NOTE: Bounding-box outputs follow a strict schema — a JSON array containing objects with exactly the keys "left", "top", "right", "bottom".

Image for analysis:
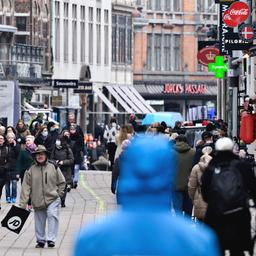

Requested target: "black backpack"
[{"left": 209, "top": 160, "right": 248, "bottom": 215}]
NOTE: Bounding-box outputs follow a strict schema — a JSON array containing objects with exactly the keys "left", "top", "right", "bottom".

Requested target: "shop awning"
[
  {"left": 104, "top": 85, "right": 155, "bottom": 114},
  {"left": 93, "top": 85, "right": 119, "bottom": 114}
]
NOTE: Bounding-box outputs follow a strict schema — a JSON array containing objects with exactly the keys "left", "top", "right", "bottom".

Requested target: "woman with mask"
[
  {"left": 35, "top": 125, "right": 53, "bottom": 152},
  {"left": 50, "top": 135, "right": 74, "bottom": 207}
]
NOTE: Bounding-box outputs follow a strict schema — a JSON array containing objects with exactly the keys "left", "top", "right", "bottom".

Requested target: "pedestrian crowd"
[
  {"left": 0, "top": 112, "right": 256, "bottom": 255},
  {"left": 107, "top": 117, "right": 256, "bottom": 256}
]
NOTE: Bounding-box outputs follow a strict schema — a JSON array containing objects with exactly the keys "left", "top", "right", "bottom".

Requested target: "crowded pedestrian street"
[{"left": 0, "top": 171, "right": 116, "bottom": 256}]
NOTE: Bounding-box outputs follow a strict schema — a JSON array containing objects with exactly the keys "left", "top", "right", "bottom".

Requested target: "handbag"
[{"left": 1, "top": 205, "right": 30, "bottom": 234}]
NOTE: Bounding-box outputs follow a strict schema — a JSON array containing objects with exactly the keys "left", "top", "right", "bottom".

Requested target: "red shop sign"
[
  {"left": 223, "top": 1, "right": 250, "bottom": 28},
  {"left": 197, "top": 47, "right": 220, "bottom": 66}
]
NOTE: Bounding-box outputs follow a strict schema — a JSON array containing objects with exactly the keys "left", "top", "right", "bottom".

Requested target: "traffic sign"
[{"left": 53, "top": 79, "right": 78, "bottom": 88}]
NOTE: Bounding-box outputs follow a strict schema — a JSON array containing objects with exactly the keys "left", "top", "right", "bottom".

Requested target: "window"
[
  {"left": 197, "top": 0, "right": 215, "bottom": 12},
  {"left": 173, "top": 0, "right": 181, "bottom": 12},
  {"left": 127, "top": 18, "right": 132, "bottom": 63},
  {"left": 146, "top": 34, "right": 152, "bottom": 69},
  {"left": 164, "top": 0, "right": 171, "bottom": 11},
  {"left": 88, "top": 7, "right": 93, "bottom": 64},
  {"left": 16, "top": 17, "right": 27, "bottom": 31},
  {"left": 154, "top": 34, "right": 161, "bottom": 71},
  {"left": 63, "top": 2, "right": 69, "bottom": 62},
  {"left": 118, "top": 16, "right": 126, "bottom": 63},
  {"left": 155, "top": 0, "right": 161, "bottom": 11},
  {"left": 104, "top": 10, "right": 109, "bottom": 65},
  {"left": 72, "top": 4, "right": 77, "bottom": 63},
  {"left": 112, "top": 15, "right": 117, "bottom": 63},
  {"left": 54, "top": 1, "right": 60, "bottom": 61},
  {"left": 147, "top": 0, "right": 152, "bottom": 9},
  {"left": 96, "top": 8, "right": 101, "bottom": 64},
  {"left": 164, "top": 34, "right": 171, "bottom": 70},
  {"left": 80, "top": 6, "right": 85, "bottom": 63},
  {"left": 173, "top": 35, "right": 181, "bottom": 71}
]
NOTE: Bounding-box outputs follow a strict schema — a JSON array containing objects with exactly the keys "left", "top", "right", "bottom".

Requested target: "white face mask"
[
  {"left": 55, "top": 140, "right": 61, "bottom": 147},
  {"left": 42, "top": 131, "right": 48, "bottom": 137},
  {"left": 111, "top": 122, "right": 116, "bottom": 127}
]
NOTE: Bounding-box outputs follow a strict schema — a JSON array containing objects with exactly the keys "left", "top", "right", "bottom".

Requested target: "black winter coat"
[
  {"left": 0, "top": 144, "right": 8, "bottom": 179},
  {"left": 5, "top": 143, "right": 20, "bottom": 180},
  {"left": 50, "top": 145, "right": 74, "bottom": 184},
  {"left": 201, "top": 151, "right": 256, "bottom": 253}
]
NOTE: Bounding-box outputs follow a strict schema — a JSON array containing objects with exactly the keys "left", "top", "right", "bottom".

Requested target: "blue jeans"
[
  {"left": 172, "top": 191, "right": 192, "bottom": 216},
  {"left": 73, "top": 164, "right": 80, "bottom": 184},
  {"left": 5, "top": 179, "right": 17, "bottom": 199}
]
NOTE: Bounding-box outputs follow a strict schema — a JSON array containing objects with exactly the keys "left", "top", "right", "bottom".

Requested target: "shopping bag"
[{"left": 1, "top": 205, "right": 30, "bottom": 234}]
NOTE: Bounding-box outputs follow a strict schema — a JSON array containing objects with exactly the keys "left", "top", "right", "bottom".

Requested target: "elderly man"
[{"left": 19, "top": 145, "right": 66, "bottom": 248}]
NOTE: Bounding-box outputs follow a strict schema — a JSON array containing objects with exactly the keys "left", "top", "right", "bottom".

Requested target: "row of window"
[
  {"left": 54, "top": 2, "right": 110, "bottom": 66},
  {"left": 146, "top": 33, "right": 181, "bottom": 71},
  {"left": 136, "top": 0, "right": 216, "bottom": 13}
]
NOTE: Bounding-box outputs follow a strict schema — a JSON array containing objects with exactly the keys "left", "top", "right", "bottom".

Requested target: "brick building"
[{"left": 133, "top": 0, "right": 218, "bottom": 121}]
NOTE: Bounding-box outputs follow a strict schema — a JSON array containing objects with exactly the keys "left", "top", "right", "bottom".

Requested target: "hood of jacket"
[
  {"left": 118, "top": 135, "right": 177, "bottom": 210},
  {"left": 198, "top": 154, "right": 212, "bottom": 172},
  {"left": 174, "top": 141, "right": 191, "bottom": 153}
]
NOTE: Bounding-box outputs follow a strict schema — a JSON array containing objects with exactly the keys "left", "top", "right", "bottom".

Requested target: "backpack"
[{"left": 209, "top": 160, "right": 248, "bottom": 215}]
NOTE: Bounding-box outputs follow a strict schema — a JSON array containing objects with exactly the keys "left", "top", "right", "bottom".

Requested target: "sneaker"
[
  {"left": 11, "top": 197, "right": 16, "bottom": 204},
  {"left": 47, "top": 241, "right": 55, "bottom": 248},
  {"left": 35, "top": 242, "right": 45, "bottom": 248},
  {"left": 6, "top": 197, "right": 11, "bottom": 204},
  {"left": 67, "top": 185, "right": 71, "bottom": 192},
  {"left": 61, "top": 203, "right": 66, "bottom": 208},
  {"left": 73, "top": 182, "right": 78, "bottom": 189}
]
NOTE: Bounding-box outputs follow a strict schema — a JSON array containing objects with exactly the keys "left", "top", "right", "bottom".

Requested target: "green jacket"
[
  {"left": 19, "top": 161, "right": 66, "bottom": 209},
  {"left": 16, "top": 148, "right": 34, "bottom": 176},
  {"left": 174, "top": 141, "right": 195, "bottom": 191}
]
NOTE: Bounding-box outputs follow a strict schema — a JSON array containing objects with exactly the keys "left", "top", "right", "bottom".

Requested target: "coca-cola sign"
[{"left": 223, "top": 1, "right": 250, "bottom": 28}]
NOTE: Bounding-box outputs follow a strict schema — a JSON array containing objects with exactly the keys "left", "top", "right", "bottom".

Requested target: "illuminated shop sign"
[{"left": 163, "top": 83, "right": 207, "bottom": 95}]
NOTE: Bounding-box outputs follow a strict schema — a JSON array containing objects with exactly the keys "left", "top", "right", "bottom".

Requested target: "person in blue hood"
[{"left": 73, "top": 135, "right": 220, "bottom": 256}]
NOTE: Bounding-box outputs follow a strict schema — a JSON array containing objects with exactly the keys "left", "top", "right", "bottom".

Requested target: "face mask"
[
  {"left": 42, "top": 131, "right": 48, "bottom": 137},
  {"left": 111, "top": 122, "right": 116, "bottom": 127},
  {"left": 50, "top": 127, "right": 56, "bottom": 132},
  {"left": 55, "top": 140, "right": 61, "bottom": 147}
]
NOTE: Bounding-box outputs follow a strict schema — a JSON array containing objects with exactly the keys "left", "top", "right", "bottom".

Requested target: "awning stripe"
[
  {"left": 105, "top": 85, "right": 133, "bottom": 113},
  {"left": 93, "top": 86, "right": 119, "bottom": 114}
]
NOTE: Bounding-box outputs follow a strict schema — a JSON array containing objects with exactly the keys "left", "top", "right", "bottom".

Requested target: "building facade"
[{"left": 133, "top": 0, "right": 218, "bottom": 121}]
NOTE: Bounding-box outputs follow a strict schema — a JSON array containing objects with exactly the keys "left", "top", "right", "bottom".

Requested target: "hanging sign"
[
  {"left": 219, "top": 3, "right": 252, "bottom": 55},
  {"left": 223, "top": 1, "right": 250, "bottom": 28}
]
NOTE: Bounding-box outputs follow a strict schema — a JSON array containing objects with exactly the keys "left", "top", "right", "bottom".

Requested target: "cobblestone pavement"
[{"left": 0, "top": 171, "right": 116, "bottom": 256}]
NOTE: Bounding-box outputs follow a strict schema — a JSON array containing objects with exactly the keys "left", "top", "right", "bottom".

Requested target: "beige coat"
[
  {"left": 19, "top": 161, "right": 66, "bottom": 210},
  {"left": 188, "top": 154, "right": 212, "bottom": 220}
]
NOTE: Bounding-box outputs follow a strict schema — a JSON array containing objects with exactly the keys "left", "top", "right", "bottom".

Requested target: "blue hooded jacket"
[{"left": 74, "top": 135, "right": 220, "bottom": 256}]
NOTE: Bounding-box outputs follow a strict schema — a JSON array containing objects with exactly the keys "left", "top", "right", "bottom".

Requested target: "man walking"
[{"left": 19, "top": 145, "right": 66, "bottom": 248}]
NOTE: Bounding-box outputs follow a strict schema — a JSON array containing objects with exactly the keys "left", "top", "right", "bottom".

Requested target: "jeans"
[
  {"left": 73, "top": 164, "right": 80, "bottom": 184},
  {"left": 34, "top": 197, "right": 61, "bottom": 243},
  {"left": 172, "top": 191, "right": 193, "bottom": 216},
  {"left": 5, "top": 179, "right": 17, "bottom": 199}
]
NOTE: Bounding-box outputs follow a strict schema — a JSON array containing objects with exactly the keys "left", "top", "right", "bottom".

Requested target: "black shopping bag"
[{"left": 1, "top": 205, "right": 30, "bottom": 234}]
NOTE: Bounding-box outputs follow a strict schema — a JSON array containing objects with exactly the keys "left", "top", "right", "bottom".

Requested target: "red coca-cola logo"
[{"left": 223, "top": 1, "right": 250, "bottom": 28}]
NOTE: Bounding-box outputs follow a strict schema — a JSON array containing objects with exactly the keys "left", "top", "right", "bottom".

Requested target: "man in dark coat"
[
  {"left": 173, "top": 135, "right": 195, "bottom": 215},
  {"left": 201, "top": 137, "right": 256, "bottom": 256}
]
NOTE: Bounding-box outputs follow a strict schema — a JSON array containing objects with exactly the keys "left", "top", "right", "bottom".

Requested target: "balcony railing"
[{"left": 0, "top": 43, "right": 45, "bottom": 80}]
